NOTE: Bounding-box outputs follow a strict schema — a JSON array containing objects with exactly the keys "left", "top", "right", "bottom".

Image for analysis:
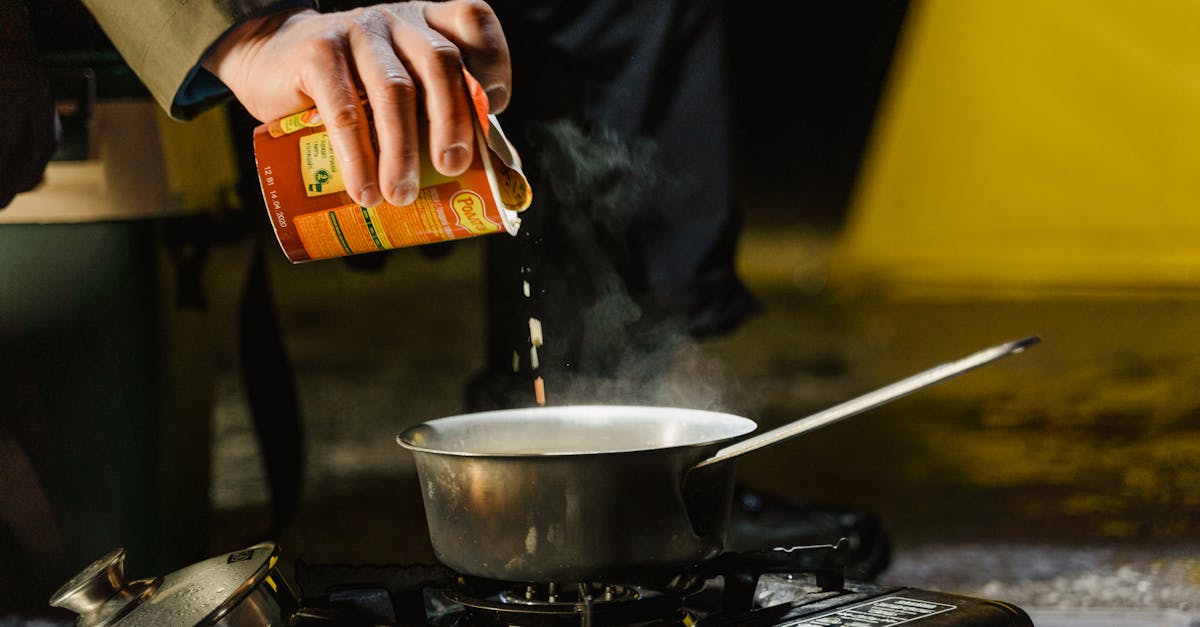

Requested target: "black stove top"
[{"left": 289, "top": 542, "right": 1033, "bottom": 627}]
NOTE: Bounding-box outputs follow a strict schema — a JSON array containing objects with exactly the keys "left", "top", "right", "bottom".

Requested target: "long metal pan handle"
[{"left": 691, "top": 335, "right": 1040, "bottom": 471}]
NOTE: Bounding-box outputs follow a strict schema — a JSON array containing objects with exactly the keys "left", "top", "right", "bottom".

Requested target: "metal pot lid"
[{"left": 51, "top": 542, "right": 282, "bottom": 627}]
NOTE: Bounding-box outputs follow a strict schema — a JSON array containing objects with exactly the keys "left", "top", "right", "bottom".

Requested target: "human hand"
[
  {"left": 202, "top": 0, "right": 511, "bottom": 209},
  {"left": 0, "top": 5, "right": 58, "bottom": 208}
]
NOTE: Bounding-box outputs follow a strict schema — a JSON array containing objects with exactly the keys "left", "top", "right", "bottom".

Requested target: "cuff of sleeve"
[{"left": 172, "top": 66, "right": 232, "bottom": 119}]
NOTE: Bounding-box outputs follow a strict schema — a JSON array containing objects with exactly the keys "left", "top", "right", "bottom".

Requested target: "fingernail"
[
  {"left": 485, "top": 85, "right": 508, "bottom": 113},
  {"left": 390, "top": 179, "right": 419, "bottom": 206},
  {"left": 359, "top": 182, "right": 382, "bottom": 208},
  {"left": 442, "top": 144, "right": 471, "bottom": 175}
]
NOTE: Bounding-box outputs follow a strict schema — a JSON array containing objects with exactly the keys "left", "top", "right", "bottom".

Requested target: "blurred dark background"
[{"left": 727, "top": 0, "right": 910, "bottom": 228}]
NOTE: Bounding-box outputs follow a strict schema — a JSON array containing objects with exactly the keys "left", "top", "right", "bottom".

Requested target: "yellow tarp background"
[{"left": 830, "top": 0, "right": 1200, "bottom": 296}]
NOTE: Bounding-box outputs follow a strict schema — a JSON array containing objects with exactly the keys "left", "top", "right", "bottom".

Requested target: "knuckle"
[
  {"left": 377, "top": 74, "right": 418, "bottom": 106},
  {"left": 356, "top": 5, "right": 385, "bottom": 21},
  {"left": 350, "top": 6, "right": 387, "bottom": 33},
  {"left": 465, "top": 5, "right": 504, "bottom": 44},
  {"left": 429, "top": 42, "right": 463, "bottom": 71},
  {"left": 457, "top": 0, "right": 498, "bottom": 28},
  {"left": 324, "top": 103, "right": 363, "bottom": 132}
]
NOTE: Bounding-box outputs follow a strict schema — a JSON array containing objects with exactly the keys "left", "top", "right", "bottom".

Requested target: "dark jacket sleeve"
[{"left": 79, "top": 0, "right": 309, "bottom": 119}]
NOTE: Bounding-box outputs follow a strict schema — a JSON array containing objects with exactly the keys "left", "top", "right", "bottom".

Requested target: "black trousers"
[{"left": 468, "top": 0, "right": 760, "bottom": 410}]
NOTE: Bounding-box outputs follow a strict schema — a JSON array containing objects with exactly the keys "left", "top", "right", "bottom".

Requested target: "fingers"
[
  {"left": 348, "top": 16, "right": 421, "bottom": 205},
  {"left": 213, "top": 2, "right": 513, "bottom": 203},
  {"left": 388, "top": 8, "right": 476, "bottom": 178},
  {"left": 423, "top": 0, "right": 512, "bottom": 114},
  {"left": 301, "top": 40, "right": 382, "bottom": 207},
  {"left": 309, "top": 1, "right": 509, "bottom": 197}
]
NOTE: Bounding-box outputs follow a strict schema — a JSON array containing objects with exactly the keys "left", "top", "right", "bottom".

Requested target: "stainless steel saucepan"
[{"left": 397, "top": 336, "right": 1039, "bottom": 583}]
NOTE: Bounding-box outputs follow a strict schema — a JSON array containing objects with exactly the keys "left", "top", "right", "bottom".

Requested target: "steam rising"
[{"left": 522, "top": 119, "right": 735, "bottom": 411}]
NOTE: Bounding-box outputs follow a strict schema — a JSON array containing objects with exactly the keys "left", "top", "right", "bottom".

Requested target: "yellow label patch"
[
  {"left": 269, "top": 108, "right": 322, "bottom": 137},
  {"left": 299, "top": 132, "right": 345, "bottom": 197},
  {"left": 450, "top": 190, "right": 500, "bottom": 235}
]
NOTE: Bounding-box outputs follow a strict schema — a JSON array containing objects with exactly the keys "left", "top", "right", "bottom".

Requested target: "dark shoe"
[{"left": 727, "top": 485, "right": 892, "bottom": 581}]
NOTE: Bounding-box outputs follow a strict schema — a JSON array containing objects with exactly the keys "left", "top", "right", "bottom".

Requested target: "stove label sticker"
[{"left": 783, "top": 596, "right": 957, "bottom": 626}]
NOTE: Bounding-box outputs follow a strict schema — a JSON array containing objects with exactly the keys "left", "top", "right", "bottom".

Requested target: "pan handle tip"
[{"left": 1008, "top": 335, "right": 1041, "bottom": 353}]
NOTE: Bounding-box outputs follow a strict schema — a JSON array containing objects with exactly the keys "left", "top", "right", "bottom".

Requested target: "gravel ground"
[{"left": 884, "top": 543, "right": 1200, "bottom": 622}]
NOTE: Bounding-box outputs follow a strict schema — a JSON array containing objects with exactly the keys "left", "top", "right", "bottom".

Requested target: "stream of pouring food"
[
  {"left": 514, "top": 272, "right": 546, "bottom": 405},
  {"left": 529, "top": 314, "right": 545, "bottom": 405}
]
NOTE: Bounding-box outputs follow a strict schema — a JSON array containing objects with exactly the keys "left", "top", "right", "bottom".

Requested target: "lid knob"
[{"left": 49, "top": 548, "right": 127, "bottom": 614}]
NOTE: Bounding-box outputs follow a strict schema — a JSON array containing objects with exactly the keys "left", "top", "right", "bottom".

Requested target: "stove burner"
[
  {"left": 445, "top": 579, "right": 703, "bottom": 626},
  {"left": 498, "top": 582, "right": 638, "bottom": 605}
]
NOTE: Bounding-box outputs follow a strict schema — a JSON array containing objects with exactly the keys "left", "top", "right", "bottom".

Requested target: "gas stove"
[
  {"left": 288, "top": 541, "right": 1033, "bottom": 627},
  {"left": 44, "top": 539, "right": 1032, "bottom": 626}
]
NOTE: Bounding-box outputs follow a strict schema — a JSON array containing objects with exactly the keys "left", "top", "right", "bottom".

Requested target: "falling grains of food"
[
  {"left": 528, "top": 317, "right": 543, "bottom": 347},
  {"left": 522, "top": 275, "right": 545, "bottom": 405}
]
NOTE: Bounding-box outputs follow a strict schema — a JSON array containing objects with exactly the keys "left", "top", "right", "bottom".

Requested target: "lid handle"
[
  {"left": 50, "top": 548, "right": 162, "bottom": 627},
  {"left": 49, "top": 548, "right": 127, "bottom": 614}
]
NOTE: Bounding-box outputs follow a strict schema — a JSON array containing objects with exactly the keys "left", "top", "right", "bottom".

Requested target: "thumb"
[{"left": 422, "top": 0, "right": 512, "bottom": 113}]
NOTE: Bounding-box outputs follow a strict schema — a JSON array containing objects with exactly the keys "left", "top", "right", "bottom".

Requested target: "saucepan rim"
[{"left": 396, "top": 404, "right": 758, "bottom": 458}]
